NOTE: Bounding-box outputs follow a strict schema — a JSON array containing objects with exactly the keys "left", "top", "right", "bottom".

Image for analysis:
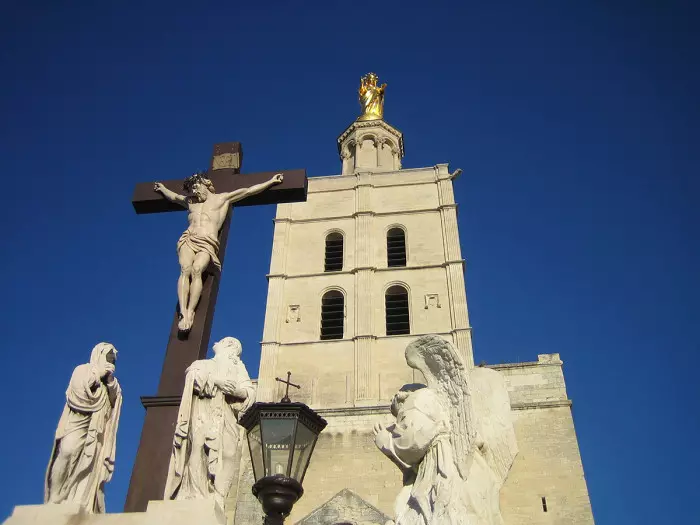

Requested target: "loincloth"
[{"left": 177, "top": 229, "right": 222, "bottom": 272}]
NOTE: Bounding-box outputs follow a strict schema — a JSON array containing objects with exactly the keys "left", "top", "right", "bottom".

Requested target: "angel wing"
[
  {"left": 405, "top": 335, "right": 476, "bottom": 479},
  {"left": 471, "top": 366, "right": 518, "bottom": 485}
]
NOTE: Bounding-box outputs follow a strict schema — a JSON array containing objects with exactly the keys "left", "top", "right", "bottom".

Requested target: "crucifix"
[
  {"left": 275, "top": 371, "right": 301, "bottom": 403},
  {"left": 124, "top": 142, "right": 307, "bottom": 512}
]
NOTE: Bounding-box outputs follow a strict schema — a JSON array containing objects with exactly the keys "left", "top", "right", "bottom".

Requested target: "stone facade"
[
  {"left": 228, "top": 118, "right": 595, "bottom": 524},
  {"left": 257, "top": 158, "right": 474, "bottom": 408},
  {"left": 496, "top": 355, "right": 595, "bottom": 524}
]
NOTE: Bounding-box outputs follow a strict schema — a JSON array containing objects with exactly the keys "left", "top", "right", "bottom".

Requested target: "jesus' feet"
[{"left": 178, "top": 310, "right": 194, "bottom": 332}]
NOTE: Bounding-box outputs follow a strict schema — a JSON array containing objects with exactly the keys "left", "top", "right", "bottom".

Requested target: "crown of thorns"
[{"left": 183, "top": 172, "right": 214, "bottom": 193}]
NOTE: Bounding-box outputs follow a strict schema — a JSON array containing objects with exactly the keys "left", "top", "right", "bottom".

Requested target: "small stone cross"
[{"left": 275, "top": 371, "right": 301, "bottom": 403}]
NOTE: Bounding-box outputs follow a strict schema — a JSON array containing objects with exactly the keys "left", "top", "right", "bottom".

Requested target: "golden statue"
[{"left": 357, "top": 72, "right": 387, "bottom": 121}]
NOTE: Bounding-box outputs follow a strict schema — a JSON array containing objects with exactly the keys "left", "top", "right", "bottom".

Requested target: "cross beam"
[
  {"left": 132, "top": 169, "right": 307, "bottom": 214},
  {"left": 124, "top": 142, "right": 307, "bottom": 512}
]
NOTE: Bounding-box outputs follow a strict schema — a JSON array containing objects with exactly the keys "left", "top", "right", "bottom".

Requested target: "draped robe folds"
[
  {"left": 44, "top": 348, "right": 122, "bottom": 513},
  {"left": 164, "top": 355, "right": 255, "bottom": 503},
  {"left": 359, "top": 85, "right": 384, "bottom": 120},
  {"left": 382, "top": 388, "right": 473, "bottom": 525},
  {"left": 177, "top": 228, "right": 221, "bottom": 272}
]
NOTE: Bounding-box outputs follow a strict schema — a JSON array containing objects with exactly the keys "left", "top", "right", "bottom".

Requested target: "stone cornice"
[
  {"left": 315, "top": 405, "right": 392, "bottom": 417},
  {"left": 272, "top": 206, "right": 459, "bottom": 225},
  {"left": 278, "top": 400, "right": 572, "bottom": 417},
  {"left": 260, "top": 329, "right": 471, "bottom": 347},
  {"left": 308, "top": 179, "right": 436, "bottom": 194},
  {"left": 487, "top": 358, "right": 563, "bottom": 370},
  {"left": 140, "top": 395, "right": 181, "bottom": 408},
  {"left": 266, "top": 260, "right": 465, "bottom": 280},
  {"left": 511, "top": 400, "right": 572, "bottom": 411},
  {"left": 337, "top": 119, "right": 405, "bottom": 157}
]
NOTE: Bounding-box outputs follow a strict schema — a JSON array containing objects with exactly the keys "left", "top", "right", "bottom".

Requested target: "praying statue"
[
  {"left": 45, "top": 343, "right": 122, "bottom": 513},
  {"left": 374, "top": 335, "right": 517, "bottom": 525},
  {"left": 357, "top": 72, "right": 387, "bottom": 121},
  {"left": 164, "top": 336, "right": 256, "bottom": 507},
  {"left": 154, "top": 171, "right": 283, "bottom": 332}
]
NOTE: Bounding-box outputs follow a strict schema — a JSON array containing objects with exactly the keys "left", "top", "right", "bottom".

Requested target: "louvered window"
[
  {"left": 320, "top": 290, "right": 344, "bottom": 340},
  {"left": 387, "top": 228, "right": 406, "bottom": 267},
  {"left": 324, "top": 232, "right": 343, "bottom": 272},
  {"left": 385, "top": 285, "right": 410, "bottom": 335}
]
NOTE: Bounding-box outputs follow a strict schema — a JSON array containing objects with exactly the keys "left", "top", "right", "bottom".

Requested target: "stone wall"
[
  {"left": 229, "top": 355, "right": 595, "bottom": 524},
  {"left": 496, "top": 355, "right": 595, "bottom": 524}
]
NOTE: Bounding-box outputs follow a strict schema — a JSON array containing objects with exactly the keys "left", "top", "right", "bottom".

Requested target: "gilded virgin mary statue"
[{"left": 357, "top": 72, "right": 387, "bottom": 121}]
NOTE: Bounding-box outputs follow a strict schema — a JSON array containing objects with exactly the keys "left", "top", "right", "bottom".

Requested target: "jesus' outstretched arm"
[
  {"left": 154, "top": 182, "right": 188, "bottom": 208},
  {"left": 222, "top": 173, "right": 284, "bottom": 205}
]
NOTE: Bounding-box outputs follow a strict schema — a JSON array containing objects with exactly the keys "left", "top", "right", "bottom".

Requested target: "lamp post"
[{"left": 240, "top": 373, "right": 327, "bottom": 525}]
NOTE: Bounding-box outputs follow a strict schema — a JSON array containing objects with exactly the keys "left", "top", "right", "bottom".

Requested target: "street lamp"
[{"left": 240, "top": 374, "right": 328, "bottom": 525}]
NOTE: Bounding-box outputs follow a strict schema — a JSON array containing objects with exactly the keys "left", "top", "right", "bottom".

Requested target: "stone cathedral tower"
[{"left": 231, "top": 74, "right": 595, "bottom": 524}]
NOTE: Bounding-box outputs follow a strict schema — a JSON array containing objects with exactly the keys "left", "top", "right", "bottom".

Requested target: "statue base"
[{"left": 3, "top": 499, "right": 225, "bottom": 525}]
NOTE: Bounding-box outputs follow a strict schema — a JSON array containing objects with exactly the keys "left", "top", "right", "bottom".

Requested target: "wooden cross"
[
  {"left": 124, "top": 142, "right": 307, "bottom": 512},
  {"left": 275, "top": 371, "right": 301, "bottom": 403}
]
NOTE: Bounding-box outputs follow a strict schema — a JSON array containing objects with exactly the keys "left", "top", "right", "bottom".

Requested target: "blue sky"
[{"left": 1, "top": 1, "right": 698, "bottom": 523}]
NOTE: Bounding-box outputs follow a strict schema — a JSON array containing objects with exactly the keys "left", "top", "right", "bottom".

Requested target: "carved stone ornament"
[
  {"left": 211, "top": 152, "right": 240, "bottom": 170},
  {"left": 286, "top": 304, "right": 301, "bottom": 323},
  {"left": 164, "top": 337, "right": 256, "bottom": 509},
  {"left": 424, "top": 294, "right": 441, "bottom": 309},
  {"left": 45, "top": 343, "right": 122, "bottom": 513},
  {"left": 374, "top": 335, "right": 518, "bottom": 525},
  {"left": 296, "top": 488, "right": 391, "bottom": 525}
]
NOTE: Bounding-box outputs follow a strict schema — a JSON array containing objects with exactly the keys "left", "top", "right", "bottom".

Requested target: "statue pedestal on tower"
[
  {"left": 337, "top": 119, "right": 404, "bottom": 175},
  {"left": 3, "top": 499, "right": 226, "bottom": 525}
]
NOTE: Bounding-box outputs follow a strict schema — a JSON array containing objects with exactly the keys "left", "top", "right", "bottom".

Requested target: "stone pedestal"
[
  {"left": 337, "top": 119, "right": 404, "bottom": 174},
  {"left": 3, "top": 499, "right": 225, "bottom": 525}
]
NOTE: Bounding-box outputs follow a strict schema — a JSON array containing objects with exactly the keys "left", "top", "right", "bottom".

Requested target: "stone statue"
[
  {"left": 373, "top": 335, "right": 517, "bottom": 525},
  {"left": 154, "top": 172, "right": 283, "bottom": 332},
  {"left": 358, "top": 72, "right": 387, "bottom": 121},
  {"left": 164, "top": 336, "right": 256, "bottom": 507},
  {"left": 45, "top": 343, "right": 122, "bottom": 513}
]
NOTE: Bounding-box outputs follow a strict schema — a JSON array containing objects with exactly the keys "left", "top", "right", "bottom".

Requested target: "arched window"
[
  {"left": 387, "top": 228, "right": 406, "bottom": 267},
  {"left": 385, "top": 285, "right": 410, "bottom": 335},
  {"left": 324, "top": 232, "right": 344, "bottom": 272},
  {"left": 320, "top": 290, "right": 344, "bottom": 340}
]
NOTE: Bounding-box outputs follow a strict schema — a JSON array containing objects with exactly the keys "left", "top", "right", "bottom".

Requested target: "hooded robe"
[{"left": 44, "top": 343, "right": 122, "bottom": 513}]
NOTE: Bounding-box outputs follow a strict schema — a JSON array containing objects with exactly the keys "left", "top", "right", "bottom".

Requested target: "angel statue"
[
  {"left": 373, "top": 335, "right": 518, "bottom": 525},
  {"left": 358, "top": 72, "right": 387, "bottom": 121}
]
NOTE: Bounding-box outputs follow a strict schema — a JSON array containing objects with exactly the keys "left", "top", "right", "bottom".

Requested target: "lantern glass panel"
[
  {"left": 246, "top": 422, "right": 264, "bottom": 482},
  {"left": 289, "top": 419, "right": 319, "bottom": 483},
  {"left": 261, "top": 417, "right": 297, "bottom": 477}
]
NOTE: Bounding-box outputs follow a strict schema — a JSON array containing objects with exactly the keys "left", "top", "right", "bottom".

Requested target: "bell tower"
[
  {"left": 337, "top": 120, "right": 404, "bottom": 174},
  {"left": 244, "top": 72, "right": 474, "bottom": 522},
  {"left": 229, "top": 73, "right": 594, "bottom": 525}
]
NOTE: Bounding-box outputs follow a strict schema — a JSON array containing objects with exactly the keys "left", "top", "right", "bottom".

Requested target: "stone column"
[
  {"left": 354, "top": 173, "right": 375, "bottom": 402},
  {"left": 258, "top": 208, "right": 290, "bottom": 401},
  {"left": 436, "top": 165, "right": 474, "bottom": 367}
]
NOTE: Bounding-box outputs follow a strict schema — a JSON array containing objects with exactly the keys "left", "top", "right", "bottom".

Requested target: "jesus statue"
[{"left": 154, "top": 172, "right": 283, "bottom": 331}]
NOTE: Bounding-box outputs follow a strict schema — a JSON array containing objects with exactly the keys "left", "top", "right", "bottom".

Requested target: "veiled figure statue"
[
  {"left": 45, "top": 343, "right": 122, "bottom": 513},
  {"left": 357, "top": 72, "right": 387, "bottom": 121},
  {"left": 164, "top": 337, "right": 256, "bottom": 507},
  {"left": 374, "top": 335, "right": 517, "bottom": 525}
]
